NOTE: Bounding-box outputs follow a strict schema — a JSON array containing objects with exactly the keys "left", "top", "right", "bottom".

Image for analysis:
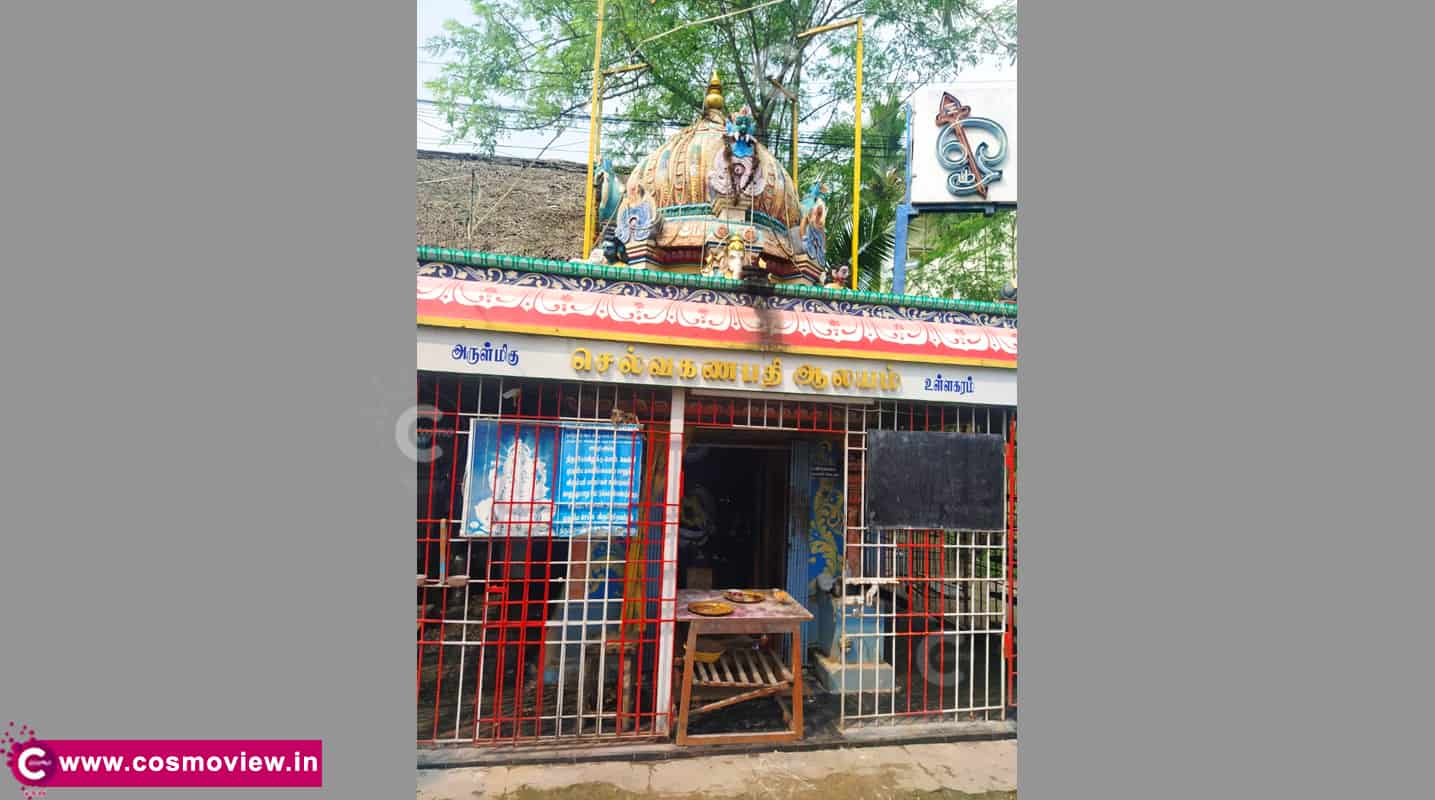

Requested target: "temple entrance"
[
  {"left": 677, "top": 433, "right": 791, "bottom": 593},
  {"left": 417, "top": 378, "right": 1017, "bottom": 746},
  {"left": 674, "top": 426, "right": 838, "bottom": 739}
]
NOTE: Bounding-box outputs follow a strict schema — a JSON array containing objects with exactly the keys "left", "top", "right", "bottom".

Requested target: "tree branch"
[{"left": 713, "top": 2, "right": 758, "bottom": 116}]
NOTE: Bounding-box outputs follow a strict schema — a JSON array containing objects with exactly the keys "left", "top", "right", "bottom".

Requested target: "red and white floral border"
[{"left": 417, "top": 275, "right": 1017, "bottom": 368}]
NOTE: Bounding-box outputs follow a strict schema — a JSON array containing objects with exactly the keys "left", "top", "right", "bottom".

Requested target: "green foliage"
[
  {"left": 905, "top": 210, "right": 1016, "bottom": 301},
  {"left": 801, "top": 92, "right": 907, "bottom": 290},
  {"left": 824, "top": 200, "right": 896, "bottom": 291},
  {"left": 425, "top": 0, "right": 1018, "bottom": 297},
  {"left": 425, "top": 1, "right": 1017, "bottom": 159},
  {"left": 802, "top": 92, "right": 1016, "bottom": 298}
]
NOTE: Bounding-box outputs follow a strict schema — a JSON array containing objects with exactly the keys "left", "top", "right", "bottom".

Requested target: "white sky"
[{"left": 417, "top": 0, "right": 1014, "bottom": 163}]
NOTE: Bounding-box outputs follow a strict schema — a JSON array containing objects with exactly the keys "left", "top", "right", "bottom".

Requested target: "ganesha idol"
[{"left": 585, "top": 72, "right": 831, "bottom": 285}]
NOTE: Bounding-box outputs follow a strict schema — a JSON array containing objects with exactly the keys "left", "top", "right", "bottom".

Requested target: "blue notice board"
[{"left": 551, "top": 424, "right": 645, "bottom": 538}]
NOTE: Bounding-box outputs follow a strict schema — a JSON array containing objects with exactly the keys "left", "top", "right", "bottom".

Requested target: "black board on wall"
[{"left": 864, "top": 431, "right": 1006, "bottom": 530}]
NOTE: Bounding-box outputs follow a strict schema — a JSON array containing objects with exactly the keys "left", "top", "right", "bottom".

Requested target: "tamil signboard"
[
  {"left": 909, "top": 81, "right": 1017, "bottom": 208},
  {"left": 420, "top": 325, "right": 1017, "bottom": 407}
]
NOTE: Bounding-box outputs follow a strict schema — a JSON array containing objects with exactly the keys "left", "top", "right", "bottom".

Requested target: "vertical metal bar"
[
  {"left": 581, "top": 0, "right": 607, "bottom": 258},
  {"left": 471, "top": 443, "right": 493, "bottom": 740},
  {"left": 653, "top": 388, "right": 684, "bottom": 736},
  {"left": 914, "top": 532, "right": 923, "bottom": 715},
  {"left": 1005, "top": 420, "right": 1016, "bottom": 714},
  {"left": 450, "top": 528, "right": 466, "bottom": 735},
  {"left": 427, "top": 386, "right": 447, "bottom": 740},
  {"left": 495, "top": 421, "right": 522, "bottom": 739},
  {"left": 595, "top": 426, "right": 615, "bottom": 734},
  {"left": 534, "top": 425, "right": 560, "bottom": 739},
  {"left": 970, "top": 531, "right": 981, "bottom": 712},
  {"left": 850, "top": 17, "right": 863, "bottom": 290},
  {"left": 416, "top": 376, "right": 433, "bottom": 736},
  {"left": 618, "top": 419, "right": 639, "bottom": 732},
  {"left": 513, "top": 421, "right": 543, "bottom": 741},
  {"left": 555, "top": 522, "right": 573, "bottom": 737},
  {"left": 838, "top": 415, "right": 850, "bottom": 728},
  {"left": 985, "top": 530, "right": 992, "bottom": 718},
  {"left": 892, "top": 103, "right": 914, "bottom": 295}
]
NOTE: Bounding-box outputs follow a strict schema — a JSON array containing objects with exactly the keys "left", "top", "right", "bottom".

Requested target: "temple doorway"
[{"left": 677, "top": 432, "right": 791, "bottom": 593}]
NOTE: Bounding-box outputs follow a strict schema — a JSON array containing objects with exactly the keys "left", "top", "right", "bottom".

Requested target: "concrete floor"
[{"left": 416, "top": 739, "right": 1016, "bottom": 799}]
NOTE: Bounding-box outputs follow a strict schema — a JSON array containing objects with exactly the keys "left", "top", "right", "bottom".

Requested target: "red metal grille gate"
[
  {"left": 417, "top": 373, "right": 1016, "bottom": 745},
  {"left": 1006, "top": 419, "right": 1018, "bottom": 709},
  {"left": 416, "top": 375, "right": 677, "bottom": 744},
  {"left": 839, "top": 402, "right": 1015, "bottom": 728}
]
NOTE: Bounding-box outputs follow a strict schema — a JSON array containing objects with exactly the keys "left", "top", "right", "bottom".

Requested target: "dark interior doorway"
[{"left": 677, "top": 437, "right": 790, "bottom": 592}]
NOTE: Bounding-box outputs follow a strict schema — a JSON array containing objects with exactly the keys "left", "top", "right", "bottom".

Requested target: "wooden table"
[{"left": 674, "top": 588, "right": 813, "bottom": 746}]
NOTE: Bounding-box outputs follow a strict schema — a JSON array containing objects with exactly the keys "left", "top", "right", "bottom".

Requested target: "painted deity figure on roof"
[
  {"left": 601, "top": 234, "right": 628, "bottom": 264},
  {"left": 722, "top": 234, "right": 747, "bottom": 280},
  {"left": 798, "top": 181, "right": 828, "bottom": 269},
  {"left": 709, "top": 103, "right": 766, "bottom": 201},
  {"left": 614, "top": 179, "right": 658, "bottom": 244},
  {"left": 725, "top": 105, "right": 757, "bottom": 158},
  {"left": 594, "top": 156, "right": 622, "bottom": 230}
]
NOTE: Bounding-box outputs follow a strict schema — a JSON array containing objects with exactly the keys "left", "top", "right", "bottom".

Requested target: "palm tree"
[
  {"left": 802, "top": 93, "right": 908, "bottom": 291},
  {"left": 824, "top": 203, "right": 895, "bottom": 292}
]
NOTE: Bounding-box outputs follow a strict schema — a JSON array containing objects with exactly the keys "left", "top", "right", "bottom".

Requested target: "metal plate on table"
[{"left": 688, "top": 600, "right": 735, "bottom": 617}]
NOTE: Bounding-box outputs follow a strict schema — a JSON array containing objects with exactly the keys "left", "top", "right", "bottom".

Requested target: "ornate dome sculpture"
[{"left": 589, "top": 72, "right": 826, "bottom": 285}]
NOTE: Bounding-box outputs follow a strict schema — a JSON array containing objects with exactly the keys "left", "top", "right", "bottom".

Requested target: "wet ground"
[
  {"left": 417, "top": 740, "right": 1017, "bottom": 799},
  {"left": 502, "top": 781, "right": 1014, "bottom": 800}
]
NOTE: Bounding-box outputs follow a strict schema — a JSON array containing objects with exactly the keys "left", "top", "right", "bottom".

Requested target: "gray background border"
[
  {"left": 1, "top": 1, "right": 1429, "bottom": 798},
  {"left": 1022, "top": 1, "right": 1429, "bottom": 797},
  {"left": 1, "top": 1, "right": 414, "bottom": 797}
]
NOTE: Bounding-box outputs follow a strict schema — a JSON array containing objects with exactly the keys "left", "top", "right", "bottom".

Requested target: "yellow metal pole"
[
  {"left": 850, "top": 17, "right": 863, "bottom": 290},
  {"left": 797, "top": 17, "right": 859, "bottom": 38},
  {"left": 796, "top": 18, "right": 867, "bottom": 287},
  {"left": 581, "top": 0, "right": 607, "bottom": 259}
]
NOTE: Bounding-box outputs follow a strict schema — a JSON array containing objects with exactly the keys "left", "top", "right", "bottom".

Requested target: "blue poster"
[
  {"left": 462, "top": 420, "right": 557, "bottom": 537},
  {"left": 462, "top": 420, "right": 644, "bottom": 538},
  {"left": 552, "top": 424, "right": 645, "bottom": 538}
]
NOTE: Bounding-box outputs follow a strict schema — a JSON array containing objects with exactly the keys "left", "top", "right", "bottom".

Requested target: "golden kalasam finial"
[{"left": 704, "top": 70, "right": 725, "bottom": 112}]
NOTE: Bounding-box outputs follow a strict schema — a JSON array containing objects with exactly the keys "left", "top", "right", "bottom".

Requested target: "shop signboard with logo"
[
  {"left": 893, "top": 80, "right": 1018, "bottom": 293},
  {"left": 909, "top": 81, "right": 1017, "bottom": 209}
]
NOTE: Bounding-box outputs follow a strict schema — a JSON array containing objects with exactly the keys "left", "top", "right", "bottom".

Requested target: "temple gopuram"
[{"left": 587, "top": 73, "right": 831, "bottom": 285}]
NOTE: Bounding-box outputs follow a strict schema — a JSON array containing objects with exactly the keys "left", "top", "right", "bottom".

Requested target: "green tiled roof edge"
[{"left": 417, "top": 246, "right": 1017, "bottom": 317}]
